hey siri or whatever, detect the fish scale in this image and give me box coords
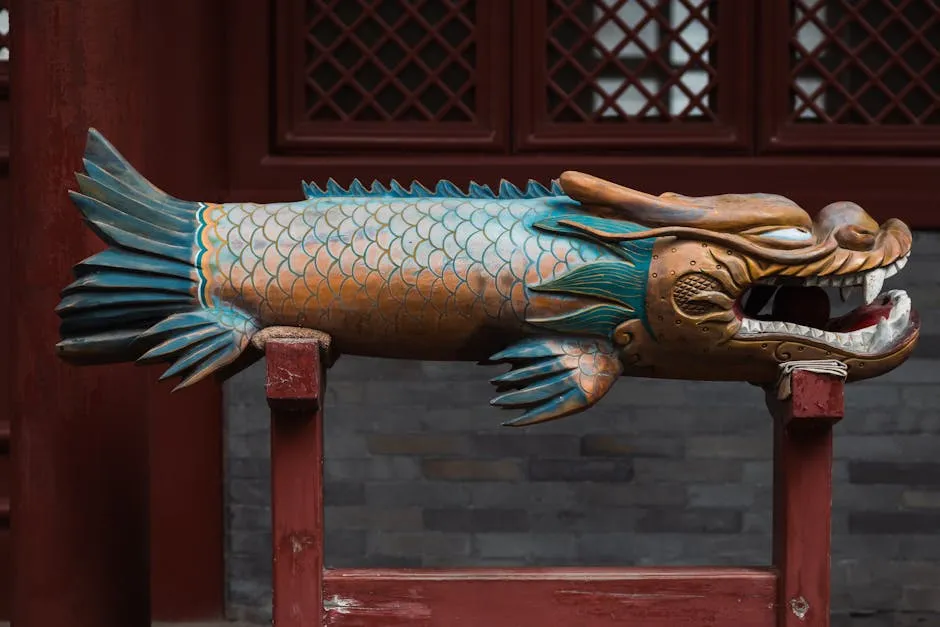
[199,196,609,359]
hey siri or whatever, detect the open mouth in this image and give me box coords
[735,253,917,355]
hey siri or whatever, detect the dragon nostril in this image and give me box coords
[836,225,877,251]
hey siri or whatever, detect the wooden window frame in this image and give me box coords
[273,0,511,154]
[759,0,940,154]
[513,0,756,153]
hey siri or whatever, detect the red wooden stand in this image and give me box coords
[266,339,843,627]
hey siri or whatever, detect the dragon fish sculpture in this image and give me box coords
[56,130,919,425]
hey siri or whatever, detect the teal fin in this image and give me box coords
[56,128,260,389]
[487,337,623,426]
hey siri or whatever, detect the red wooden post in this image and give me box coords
[768,370,844,627]
[267,339,326,627]
[10,2,151,626]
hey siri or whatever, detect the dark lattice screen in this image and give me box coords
[545,0,718,123]
[304,0,477,123]
[790,0,940,125]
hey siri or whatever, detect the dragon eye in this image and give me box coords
[757,227,813,243]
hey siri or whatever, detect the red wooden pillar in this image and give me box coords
[10,2,151,626]
[267,339,327,627]
[769,370,844,627]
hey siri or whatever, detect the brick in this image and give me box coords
[227,457,270,480]
[473,533,578,560]
[325,457,422,481]
[324,529,367,556]
[686,435,772,460]
[228,505,271,532]
[848,512,940,534]
[324,481,365,506]
[841,409,940,435]
[469,433,580,458]
[576,483,688,507]
[577,533,688,565]
[422,459,525,481]
[636,508,743,534]
[528,458,634,482]
[836,435,940,461]
[580,434,683,458]
[898,535,940,560]
[686,484,761,509]
[368,532,471,559]
[320,431,368,458]
[632,458,743,483]
[228,432,271,459]
[901,587,940,612]
[364,481,472,507]
[849,461,940,486]
[366,433,467,456]
[227,551,271,583]
[227,478,270,508]
[229,530,271,556]
[832,485,905,510]
[467,482,579,509]
[423,508,529,532]
[326,506,424,531]
[527,507,643,533]
[902,385,940,409]
[902,490,940,508]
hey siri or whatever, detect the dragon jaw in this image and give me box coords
[553,172,920,384]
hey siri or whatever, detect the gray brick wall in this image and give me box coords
[224,231,940,626]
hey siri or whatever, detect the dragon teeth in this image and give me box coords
[755,252,911,295]
[736,290,912,354]
[863,267,886,305]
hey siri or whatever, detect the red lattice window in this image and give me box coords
[513,0,753,151]
[761,0,940,152]
[274,0,510,153]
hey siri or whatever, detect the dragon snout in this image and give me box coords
[816,201,910,254]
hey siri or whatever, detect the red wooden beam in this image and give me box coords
[267,339,327,627]
[10,1,152,626]
[323,568,777,626]
[768,370,844,627]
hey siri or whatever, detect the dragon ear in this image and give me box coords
[558,171,707,227]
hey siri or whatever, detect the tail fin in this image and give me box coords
[56,128,258,389]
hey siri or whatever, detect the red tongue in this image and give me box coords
[772,286,831,329]
[828,301,893,332]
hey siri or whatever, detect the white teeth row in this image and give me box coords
[737,290,912,354]
[756,253,910,306]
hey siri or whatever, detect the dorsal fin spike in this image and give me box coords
[389,179,409,197]
[435,180,465,197]
[325,178,345,195]
[347,178,367,196]
[550,180,564,195]
[409,180,432,197]
[369,180,389,195]
[525,180,550,199]
[499,179,522,199]
[468,182,495,198]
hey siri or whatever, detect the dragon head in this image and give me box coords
[556,171,918,385]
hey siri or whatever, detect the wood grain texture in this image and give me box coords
[322,568,777,626]
[268,339,326,627]
[769,371,844,627]
[9,1,150,625]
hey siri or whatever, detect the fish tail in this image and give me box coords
[56,128,258,389]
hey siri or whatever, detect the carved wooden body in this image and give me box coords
[57,130,919,424]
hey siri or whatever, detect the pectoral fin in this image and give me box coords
[487,337,623,426]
